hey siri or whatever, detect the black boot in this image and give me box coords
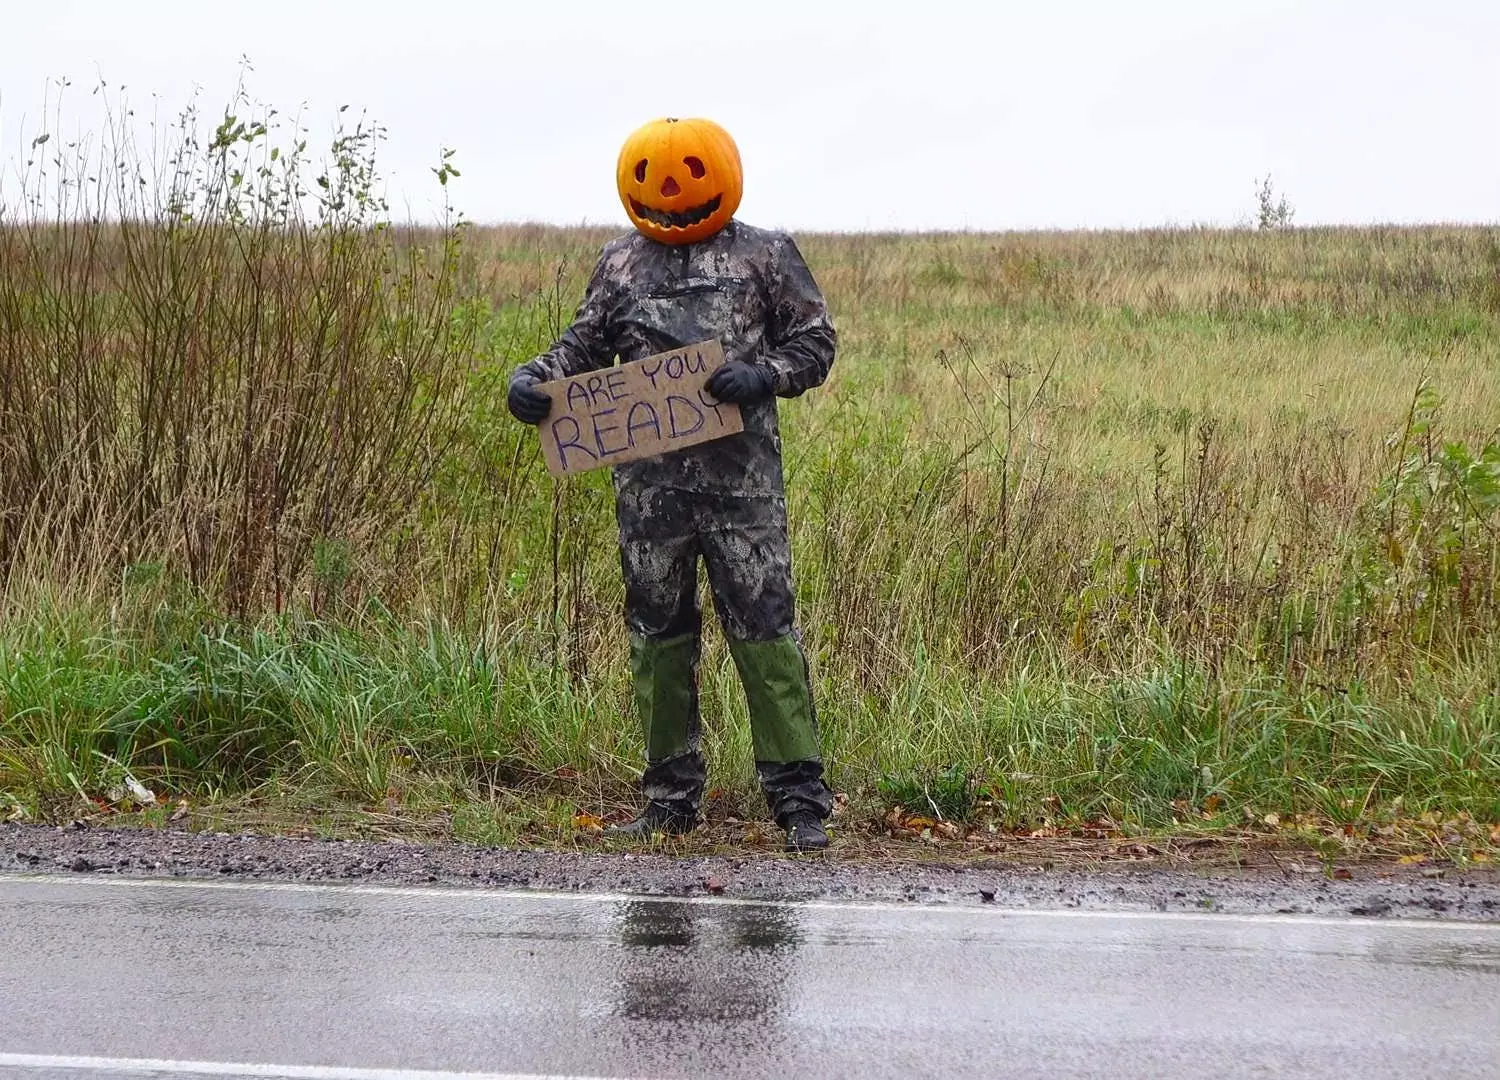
[606,801,698,839]
[782,810,828,853]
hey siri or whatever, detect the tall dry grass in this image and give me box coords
[0,82,478,617]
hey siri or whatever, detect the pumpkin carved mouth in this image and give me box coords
[629,193,723,230]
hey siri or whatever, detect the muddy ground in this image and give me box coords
[3,821,1498,920]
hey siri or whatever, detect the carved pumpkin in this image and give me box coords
[616,117,742,245]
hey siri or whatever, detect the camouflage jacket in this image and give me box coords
[520,220,836,498]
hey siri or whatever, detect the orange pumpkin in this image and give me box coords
[616,117,742,245]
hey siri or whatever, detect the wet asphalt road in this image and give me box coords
[2,875,1499,1079]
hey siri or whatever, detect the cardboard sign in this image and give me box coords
[537,339,743,477]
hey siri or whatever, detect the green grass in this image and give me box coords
[1,86,1498,854]
[2,590,1496,844]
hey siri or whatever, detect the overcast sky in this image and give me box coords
[2,0,1496,232]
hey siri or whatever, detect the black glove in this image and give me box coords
[507,368,552,424]
[705,360,774,404]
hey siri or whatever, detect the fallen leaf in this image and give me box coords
[571,812,604,833]
[1262,813,1281,827]
[906,816,939,830]
[1332,867,1353,880]
[1470,852,1491,864]
[704,875,726,894]
[935,821,961,840]
[978,888,996,903]
[1203,794,1224,814]
[553,766,579,780]
[1397,853,1426,865]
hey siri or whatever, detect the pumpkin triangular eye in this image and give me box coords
[683,156,706,180]
[634,159,648,184]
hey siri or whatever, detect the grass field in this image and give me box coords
[1,102,1497,860]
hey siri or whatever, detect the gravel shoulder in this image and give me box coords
[4,821,1499,920]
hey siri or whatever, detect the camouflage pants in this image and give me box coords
[615,485,833,824]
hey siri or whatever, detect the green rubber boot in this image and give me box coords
[727,633,822,764]
[629,631,707,815]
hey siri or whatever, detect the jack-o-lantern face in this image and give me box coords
[616,117,742,245]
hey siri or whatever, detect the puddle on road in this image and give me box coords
[605,899,803,1024]
[1370,940,1500,975]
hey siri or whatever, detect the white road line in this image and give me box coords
[0,1052,625,1080]
[3,871,1498,932]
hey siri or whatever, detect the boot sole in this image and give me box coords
[784,837,829,854]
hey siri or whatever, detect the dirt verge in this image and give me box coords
[4,821,1498,921]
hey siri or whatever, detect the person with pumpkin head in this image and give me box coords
[506,117,836,852]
